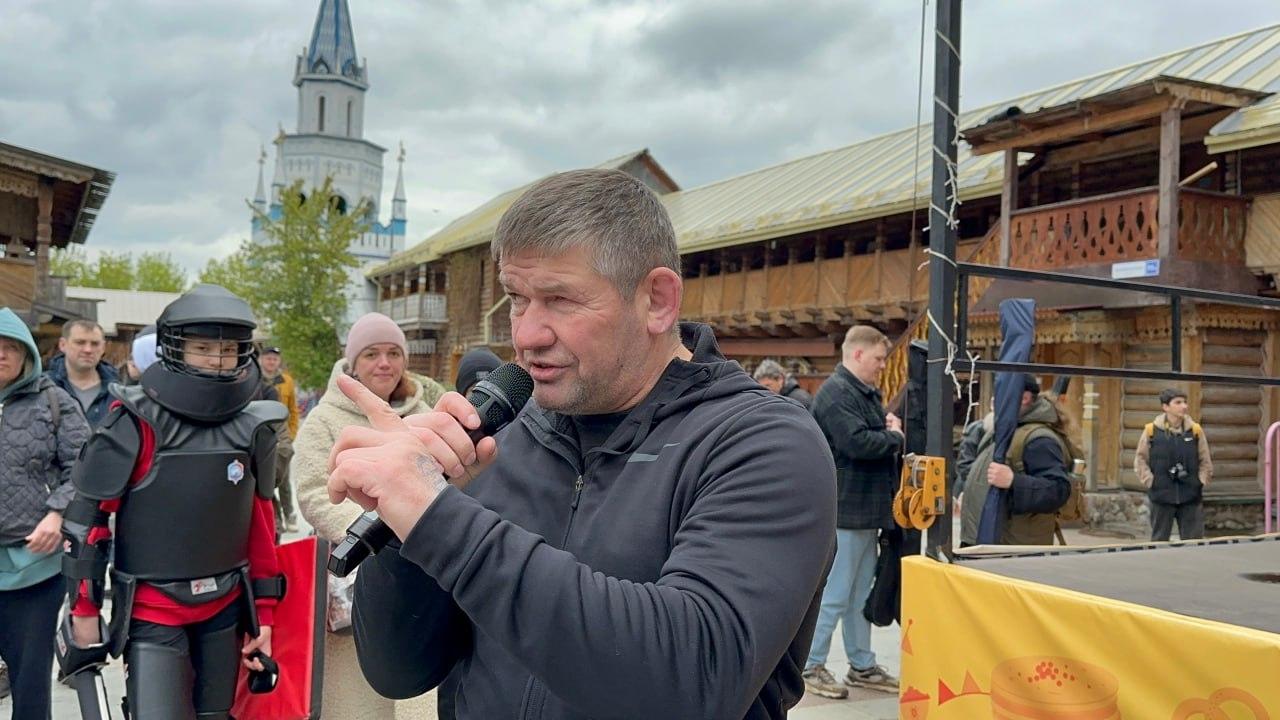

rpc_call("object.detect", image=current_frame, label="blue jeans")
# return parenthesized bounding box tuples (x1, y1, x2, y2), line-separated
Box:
(806, 528, 878, 670)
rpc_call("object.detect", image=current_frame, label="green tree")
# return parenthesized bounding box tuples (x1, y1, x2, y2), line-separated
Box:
(232, 177, 366, 389)
(135, 251, 188, 292)
(50, 247, 189, 291)
(92, 252, 134, 290)
(50, 246, 93, 283)
(198, 245, 255, 303)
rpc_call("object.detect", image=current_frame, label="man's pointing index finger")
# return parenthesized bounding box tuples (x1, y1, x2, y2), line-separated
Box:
(336, 373, 409, 432)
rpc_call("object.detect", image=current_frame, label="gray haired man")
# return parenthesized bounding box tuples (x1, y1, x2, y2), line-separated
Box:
(753, 359, 813, 410)
(335, 169, 837, 719)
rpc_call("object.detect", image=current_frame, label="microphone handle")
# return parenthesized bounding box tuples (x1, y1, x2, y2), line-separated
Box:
(328, 424, 491, 577)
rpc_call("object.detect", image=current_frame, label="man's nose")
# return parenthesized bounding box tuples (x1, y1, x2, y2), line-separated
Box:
(512, 306, 555, 353)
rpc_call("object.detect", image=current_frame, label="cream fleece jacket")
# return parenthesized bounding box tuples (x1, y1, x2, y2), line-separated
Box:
(291, 359, 445, 719)
(293, 359, 447, 544)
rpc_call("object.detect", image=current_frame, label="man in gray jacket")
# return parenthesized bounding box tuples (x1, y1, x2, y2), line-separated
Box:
(328, 169, 837, 719)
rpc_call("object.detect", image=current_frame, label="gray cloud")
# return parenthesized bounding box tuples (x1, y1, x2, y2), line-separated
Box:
(1, 0, 1275, 276)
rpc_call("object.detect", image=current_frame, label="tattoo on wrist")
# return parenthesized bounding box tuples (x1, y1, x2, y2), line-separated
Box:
(415, 454, 448, 495)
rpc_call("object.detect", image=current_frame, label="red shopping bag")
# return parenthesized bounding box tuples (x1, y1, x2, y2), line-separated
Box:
(232, 537, 326, 720)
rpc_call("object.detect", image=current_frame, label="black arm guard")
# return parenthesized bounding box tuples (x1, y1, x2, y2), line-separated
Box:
(252, 422, 280, 499)
(61, 496, 111, 607)
(55, 613, 110, 678)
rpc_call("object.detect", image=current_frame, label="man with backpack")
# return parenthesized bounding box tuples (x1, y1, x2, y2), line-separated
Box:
(961, 375, 1076, 546)
(1135, 388, 1212, 541)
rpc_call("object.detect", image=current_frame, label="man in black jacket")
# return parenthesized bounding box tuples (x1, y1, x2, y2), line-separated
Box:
(327, 169, 837, 720)
(801, 325, 902, 699)
(753, 358, 813, 410)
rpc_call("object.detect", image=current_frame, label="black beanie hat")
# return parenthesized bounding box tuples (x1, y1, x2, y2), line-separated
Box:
(456, 348, 503, 397)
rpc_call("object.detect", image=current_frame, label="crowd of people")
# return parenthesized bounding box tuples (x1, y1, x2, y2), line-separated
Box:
(0, 168, 1218, 720)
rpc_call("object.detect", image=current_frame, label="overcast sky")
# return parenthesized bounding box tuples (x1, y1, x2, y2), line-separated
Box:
(2, 1, 1276, 277)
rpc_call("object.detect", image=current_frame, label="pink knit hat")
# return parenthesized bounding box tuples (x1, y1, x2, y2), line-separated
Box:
(344, 312, 407, 368)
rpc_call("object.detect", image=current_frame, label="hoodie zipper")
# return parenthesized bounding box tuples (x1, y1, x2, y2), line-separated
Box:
(561, 474, 586, 546)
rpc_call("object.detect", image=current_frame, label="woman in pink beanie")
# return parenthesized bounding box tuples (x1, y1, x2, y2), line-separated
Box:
(290, 312, 446, 718)
(342, 312, 410, 402)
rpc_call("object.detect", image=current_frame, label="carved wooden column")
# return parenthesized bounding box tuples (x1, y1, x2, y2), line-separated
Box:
(35, 179, 53, 301)
(1157, 102, 1184, 259)
(1000, 149, 1018, 266)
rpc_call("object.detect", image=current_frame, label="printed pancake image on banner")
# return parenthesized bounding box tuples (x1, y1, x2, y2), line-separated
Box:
(898, 537, 1280, 720)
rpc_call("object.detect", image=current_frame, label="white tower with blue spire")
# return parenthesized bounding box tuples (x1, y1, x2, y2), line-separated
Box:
(253, 0, 406, 329)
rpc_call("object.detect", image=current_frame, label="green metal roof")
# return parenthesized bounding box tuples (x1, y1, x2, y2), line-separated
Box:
(373, 23, 1280, 275)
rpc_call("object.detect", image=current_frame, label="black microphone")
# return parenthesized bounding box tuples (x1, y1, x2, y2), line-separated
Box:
(327, 362, 534, 577)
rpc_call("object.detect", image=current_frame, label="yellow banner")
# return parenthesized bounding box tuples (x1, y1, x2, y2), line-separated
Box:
(899, 557, 1280, 719)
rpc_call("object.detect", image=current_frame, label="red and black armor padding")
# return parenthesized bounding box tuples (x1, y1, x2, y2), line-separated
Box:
(232, 537, 327, 720)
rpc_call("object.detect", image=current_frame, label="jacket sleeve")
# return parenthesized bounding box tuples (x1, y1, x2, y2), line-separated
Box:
(283, 377, 299, 439)
(47, 386, 91, 512)
(1197, 426, 1213, 486)
(373, 405, 838, 719)
(292, 412, 364, 544)
(1009, 436, 1072, 515)
(1134, 426, 1153, 488)
(814, 394, 901, 464)
(953, 422, 985, 495)
(352, 543, 472, 698)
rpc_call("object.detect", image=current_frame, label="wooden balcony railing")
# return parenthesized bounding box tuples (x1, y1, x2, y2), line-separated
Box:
(1008, 186, 1248, 269)
(379, 293, 447, 325)
(681, 239, 984, 327)
(1009, 187, 1159, 269)
(1176, 188, 1248, 265)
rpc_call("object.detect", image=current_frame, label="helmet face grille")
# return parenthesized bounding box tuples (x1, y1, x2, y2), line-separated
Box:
(158, 325, 256, 381)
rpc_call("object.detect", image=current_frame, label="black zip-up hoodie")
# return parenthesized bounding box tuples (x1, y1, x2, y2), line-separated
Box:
(353, 323, 837, 719)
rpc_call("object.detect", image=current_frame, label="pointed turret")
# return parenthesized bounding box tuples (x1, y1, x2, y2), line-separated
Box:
(253, 146, 268, 213)
(392, 142, 407, 222)
(297, 0, 366, 87)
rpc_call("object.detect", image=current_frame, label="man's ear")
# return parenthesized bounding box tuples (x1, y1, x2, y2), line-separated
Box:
(638, 267, 683, 336)
(57, 337, 68, 354)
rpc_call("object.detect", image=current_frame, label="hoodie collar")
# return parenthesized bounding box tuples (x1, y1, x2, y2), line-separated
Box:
(523, 322, 753, 457)
(48, 353, 118, 385)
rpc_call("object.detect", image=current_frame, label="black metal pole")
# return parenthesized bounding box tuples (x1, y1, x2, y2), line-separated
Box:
(926, 0, 961, 561)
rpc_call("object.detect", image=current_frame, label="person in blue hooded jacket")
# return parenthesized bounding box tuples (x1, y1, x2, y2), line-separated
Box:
(0, 307, 90, 717)
(45, 319, 118, 428)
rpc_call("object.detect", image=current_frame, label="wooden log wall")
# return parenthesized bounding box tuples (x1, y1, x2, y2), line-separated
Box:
(1118, 330, 1263, 498)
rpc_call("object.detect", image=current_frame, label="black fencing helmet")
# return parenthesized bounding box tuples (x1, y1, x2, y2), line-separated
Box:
(157, 284, 257, 379)
(142, 284, 262, 423)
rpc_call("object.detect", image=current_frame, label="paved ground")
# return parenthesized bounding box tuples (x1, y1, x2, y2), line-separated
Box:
(4, 514, 1139, 718)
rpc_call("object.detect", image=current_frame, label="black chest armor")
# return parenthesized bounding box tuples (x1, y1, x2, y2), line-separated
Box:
(111, 385, 286, 581)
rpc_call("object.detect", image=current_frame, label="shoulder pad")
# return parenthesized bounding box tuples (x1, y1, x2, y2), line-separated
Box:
(72, 405, 140, 500)
(108, 383, 147, 414)
(1144, 422, 1155, 438)
(1189, 421, 1202, 437)
(244, 399, 288, 427)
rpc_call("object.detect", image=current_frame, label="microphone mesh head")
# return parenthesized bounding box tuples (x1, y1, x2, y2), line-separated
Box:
(469, 362, 534, 431)
(488, 362, 533, 408)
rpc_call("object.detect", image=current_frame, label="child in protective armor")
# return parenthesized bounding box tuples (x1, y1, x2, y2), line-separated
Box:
(57, 284, 287, 720)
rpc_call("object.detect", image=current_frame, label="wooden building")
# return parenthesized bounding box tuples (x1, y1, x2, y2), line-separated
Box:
(0, 141, 113, 351)
(372, 25, 1280, 529)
